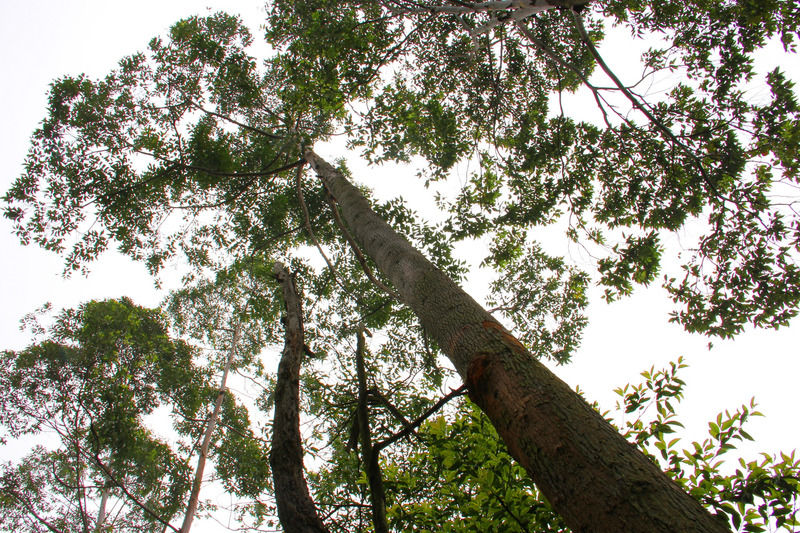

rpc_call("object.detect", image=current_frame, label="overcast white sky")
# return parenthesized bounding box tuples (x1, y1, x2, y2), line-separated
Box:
(1, 0, 797, 501)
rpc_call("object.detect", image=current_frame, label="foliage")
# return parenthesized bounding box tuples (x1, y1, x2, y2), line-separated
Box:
(0, 297, 273, 532)
(383, 406, 567, 532)
(4, 13, 300, 276)
(615, 358, 800, 532)
(379, 360, 799, 532)
(265, 0, 800, 338)
(0, 299, 200, 532)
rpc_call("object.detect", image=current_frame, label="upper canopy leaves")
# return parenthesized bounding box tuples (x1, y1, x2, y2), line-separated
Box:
(4, 13, 311, 276)
(5, 1, 800, 345)
(265, 0, 800, 337)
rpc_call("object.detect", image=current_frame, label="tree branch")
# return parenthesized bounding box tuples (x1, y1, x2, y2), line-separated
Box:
(85, 434, 179, 533)
(187, 100, 286, 139)
(324, 190, 401, 300)
(295, 164, 365, 307)
(515, 20, 613, 128)
(374, 386, 468, 452)
(367, 389, 417, 438)
(180, 321, 242, 533)
(569, 10, 767, 224)
(4, 489, 67, 533)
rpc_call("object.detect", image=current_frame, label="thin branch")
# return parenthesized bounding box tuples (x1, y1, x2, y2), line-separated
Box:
(515, 20, 613, 128)
(493, 488, 530, 530)
(295, 164, 365, 306)
(355, 324, 389, 533)
(570, 12, 715, 178)
(138, 148, 304, 179)
(570, 10, 770, 225)
(324, 190, 401, 300)
(571, 13, 676, 139)
(4, 489, 67, 533)
(180, 414, 272, 446)
(368, 389, 417, 438)
(165, 159, 306, 210)
(374, 385, 467, 452)
(180, 321, 242, 533)
(188, 100, 285, 139)
(84, 155, 303, 212)
(86, 436, 180, 533)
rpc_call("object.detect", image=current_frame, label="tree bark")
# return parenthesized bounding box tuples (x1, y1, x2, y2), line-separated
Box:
(271, 262, 329, 533)
(305, 150, 730, 533)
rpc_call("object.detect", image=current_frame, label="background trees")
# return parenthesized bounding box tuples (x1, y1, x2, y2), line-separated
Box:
(0, 299, 198, 532)
(1, 0, 799, 531)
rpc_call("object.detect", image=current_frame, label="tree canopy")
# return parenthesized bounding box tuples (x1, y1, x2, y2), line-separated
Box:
(2, 0, 800, 531)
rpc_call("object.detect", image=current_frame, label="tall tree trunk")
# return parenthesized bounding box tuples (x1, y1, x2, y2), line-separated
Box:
(305, 150, 730, 533)
(355, 324, 389, 533)
(271, 262, 329, 533)
(180, 322, 241, 533)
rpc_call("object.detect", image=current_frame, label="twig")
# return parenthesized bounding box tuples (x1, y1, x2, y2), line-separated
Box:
(570, 12, 710, 177)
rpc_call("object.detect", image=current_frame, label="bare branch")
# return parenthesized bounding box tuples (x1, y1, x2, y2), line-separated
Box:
(354, 324, 389, 533)
(368, 389, 417, 438)
(180, 321, 242, 533)
(295, 164, 365, 306)
(374, 386, 468, 452)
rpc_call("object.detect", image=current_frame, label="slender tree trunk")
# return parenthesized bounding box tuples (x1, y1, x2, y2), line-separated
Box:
(271, 262, 329, 533)
(180, 322, 241, 533)
(355, 324, 389, 533)
(305, 150, 730, 533)
(95, 473, 110, 533)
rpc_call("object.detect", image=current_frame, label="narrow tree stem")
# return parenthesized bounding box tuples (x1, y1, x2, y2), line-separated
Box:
(355, 324, 389, 533)
(180, 322, 241, 533)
